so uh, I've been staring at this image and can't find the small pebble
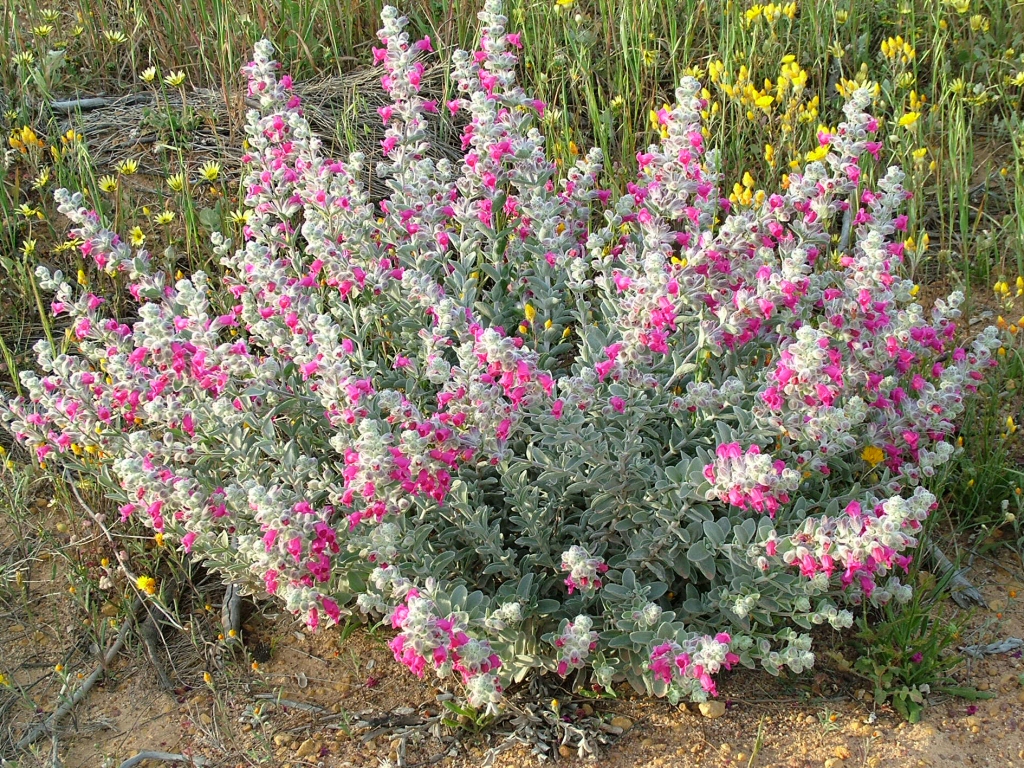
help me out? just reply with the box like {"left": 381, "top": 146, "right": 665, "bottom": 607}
{"left": 610, "top": 716, "right": 634, "bottom": 731}
{"left": 698, "top": 701, "right": 726, "bottom": 719}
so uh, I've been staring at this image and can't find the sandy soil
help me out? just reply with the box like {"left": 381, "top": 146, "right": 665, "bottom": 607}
{"left": 4, "top": 514, "right": 1024, "bottom": 768}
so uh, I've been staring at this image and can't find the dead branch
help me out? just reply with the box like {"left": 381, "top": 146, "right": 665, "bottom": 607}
{"left": 16, "top": 597, "right": 143, "bottom": 751}
{"left": 50, "top": 94, "right": 153, "bottom": 112}
{"left": 927, "top": 540, "right": 987, "bottom": 608}
{"left": 117, "top": 750, "right": 210, "bottom": 768}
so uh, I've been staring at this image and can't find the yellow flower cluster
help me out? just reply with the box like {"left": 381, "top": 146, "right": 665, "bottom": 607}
{"left": 835, "top": 64, "right": 881, "bottom": 101}
{"left": 744, "top": 2, "right": 797, "bottom": 24}
{"left": 880, "top": 35, "right": 916, "bottom": 65}
{"left": 994, "top": 277, "right": 1024, "bottom": 306}
{"left": 8, "top": 126, "right": 45, "bottom": 153}
{"left": 712, "top": 57, "right": 817, "bottom": 127}
{"left": 729, "top": 171, "right": 766, "bottom": 208}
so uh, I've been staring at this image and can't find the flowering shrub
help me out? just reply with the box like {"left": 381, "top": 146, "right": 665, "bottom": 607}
{"left": 1, "top": 0, "right": 1002, "bottom": 713}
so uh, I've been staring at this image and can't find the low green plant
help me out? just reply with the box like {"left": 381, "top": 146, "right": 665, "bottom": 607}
{"left": 846, "top": 566, "right": 979, "bottom": 723}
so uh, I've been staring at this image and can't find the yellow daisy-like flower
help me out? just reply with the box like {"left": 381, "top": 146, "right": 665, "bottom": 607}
{"left": 140, "top": 66, "right": 157, "bottom": 83}
{"left": 228, "top": 208, "right": 250, "bottom": 225}
{"left": 164, "top": 70, "right": 186, "bottom": 88}
{"left": 167, "top": 172, "right": 186, "bottom": 192}
{"left": 199, "top": 161, "right": 221, "bottom": 182}
{"left": 154, "top": 210, "right": 176, "bottom": 225}
{"left": 32, "top": 24, "right": 54, "bottom": 38}
{"left": 17, "top": 203, "right": 44, "bottom": 219}
{"left": 116, "top": 158, "right": 139, "bottom": 175}
{"left": 103, "top": 30, "right": 128, "bottom": 45}
{"left": 128, "top": 226, "right": 146, "bottom": 246}
{"left": 32, "top": 168, "right": 51, "bottom": 190}
{"left": 98, "top": 175, "right": 118, "bottom": 193}
{"left": 861, "top": 446, "right": 885, "bottom": 467}
{"left": 136, "top": 575, "right": 157, "bottom": 595}
{"left": 13, "top": 51, "right": 35, "bottom": 67}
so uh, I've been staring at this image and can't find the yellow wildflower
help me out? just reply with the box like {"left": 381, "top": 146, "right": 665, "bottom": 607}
{"left": 129, "top": 227, "right": 146, "bottom": 247}
{"left": 140, "top": 66, "right": 157, "bottom": 83}
{"left": 164, "top": 70, "right": 186, "bottom": 88}
{"left": 861, "top": 446, "right": 885, "bottom": 467}
{"left": 117, "top": 158, "right": 139, "bottom": 175}
{"left": 898, "top": 112, "right": 921, "bottom": 127}
{"left": 17, "top": 203, "right": 44, "bottom": 219}
{"left": 805, "top": 145, "right": 829, "bottom": 163}
{"left": 136, "top": 575, "right": 157, "bottom": 595}
{"left": 199, "top": 161, "right": 221, "bottom": 182}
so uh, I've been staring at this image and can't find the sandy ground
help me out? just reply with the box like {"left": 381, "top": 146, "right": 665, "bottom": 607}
{"left": 5, "top": 517, "right": 1024, "bottom": 768}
